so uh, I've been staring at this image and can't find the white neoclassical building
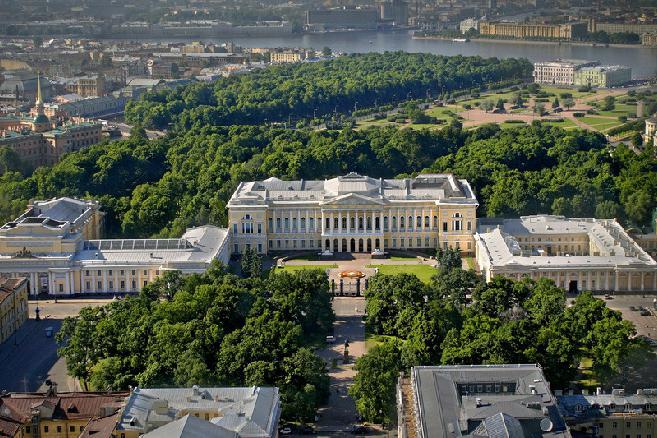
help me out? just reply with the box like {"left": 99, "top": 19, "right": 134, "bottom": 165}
{"left": 0, "top": 197, "right": 231, "bottom": 295}
{"left": 476, "top": 215, "right": 657, "bottom": 293}
{"left": 227, "top": 173, "right": 479, "bottom": 255}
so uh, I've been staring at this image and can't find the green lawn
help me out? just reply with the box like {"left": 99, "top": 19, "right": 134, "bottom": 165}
{"left": 542, "top": 118, "right": 578, "bottom": 129}
{"left": 463, "top": 257, "right": 476, "bottom": 270}
{"left": 581, "top": 116, "right": 623, "bottom": 129}
{"left": 538, "top": 85, "right": 597, "bottom": 99}
{"left": 389, "top": 255, "right": 420, "bottom": 261}
{"left": 278, "top": 264, "right": 337, "bottom": 273}
{"left": 499, "top": 121, "right": 528, "bottom": 129}
{"left": 367, "top": 264, "right": 437, "bottom": 283}
{"left": 593, "top": 103, "right": 636, "bottom": 118}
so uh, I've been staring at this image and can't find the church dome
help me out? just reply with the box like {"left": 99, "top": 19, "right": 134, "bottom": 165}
{"left": 33, "top": 113, "right": 50, "bottom": 125}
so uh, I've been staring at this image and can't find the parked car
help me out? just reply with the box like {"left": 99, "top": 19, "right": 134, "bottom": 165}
{"left": 640, "top": 310, "right": 651, "bottom": 316}
{"left": 604, "top": 294, "right": 612, "bottom": 300}
{"left": 326, "top": 335, "right": 335, "bottom": 344}
{"left": 351, "top": 425, "right": 369, "bottom": 435}
{"left": 629, "top": 306, "right": 638, "bottom": 311}
{"left": 279, "top": 427, "right": 292, "bottom": 435}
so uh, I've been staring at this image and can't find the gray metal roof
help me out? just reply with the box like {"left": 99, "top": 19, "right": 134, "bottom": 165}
{"left": 141, "top": 414, "right": 237, "bottom": 438}
{"left": 117, "top": 386, "right": 280, "bottom": 437}
{"left": 228, "top": 173, "right": 478, "bottom": 207}
{"left": 411, "top": 365, "right": 569, "bottom": 438}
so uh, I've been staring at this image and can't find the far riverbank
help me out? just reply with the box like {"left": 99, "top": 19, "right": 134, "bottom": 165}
{"left": 412, "top": 35, "right": 650, "bottom": 50}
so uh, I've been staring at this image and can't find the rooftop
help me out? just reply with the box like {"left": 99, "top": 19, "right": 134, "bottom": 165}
{"left": 411, "top": 364, "right": 568, "bottom": 438}
{"left": 118, "top": 386, "right": 280, "bottom": 437}
{"left": 0, "top": 277, "right": 27, "bottom": 304}
{"left": 75, "top": 226, "right": 229, "bottom": 268}
{"left": 477, "top": 215, "right": 657, "bottom": 269}
{"left": 229, "top": 173, "right": 478, "bottom": 207}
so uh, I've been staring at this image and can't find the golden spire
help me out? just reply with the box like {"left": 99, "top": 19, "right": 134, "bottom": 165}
{"left": 36, "top": 73, "right": 43, "bottom": 106}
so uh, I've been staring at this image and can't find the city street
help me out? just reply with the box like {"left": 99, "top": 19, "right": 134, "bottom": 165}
{"left": 0, "top": 299, "right": 111, "bottom": 393}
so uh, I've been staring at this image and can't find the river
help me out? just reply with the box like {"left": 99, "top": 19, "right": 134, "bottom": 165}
{"left": 193, "top": 30, "right": 657, "bottom": 79}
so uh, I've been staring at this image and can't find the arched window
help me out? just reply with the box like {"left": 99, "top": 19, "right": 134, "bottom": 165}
{"left": 433, "top": 216, "right": 438, "bottom": 228}
{"left": 383, "top": 216, "right": 389, "bottom": 230}
{"left": 392, "top": 216, "right": 397, "bottom": 229}
{"left": 400, "top": 216, "right": 405, "bottom": 228}
{"left": 408, "top": 216, "right": 413, "bottom": 230}
{"left": 424, "top": 216, "right": 430, "bottom": 227}
{"left": 416, "top": 216, "right": 422, "bottom": 228}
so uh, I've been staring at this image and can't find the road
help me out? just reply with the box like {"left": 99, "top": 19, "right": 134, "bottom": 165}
{"left": 313, "top": 297, "right": 369, "bottom": 436}
{"left": 0, "top": 299, "right": 111, "bottom": 393}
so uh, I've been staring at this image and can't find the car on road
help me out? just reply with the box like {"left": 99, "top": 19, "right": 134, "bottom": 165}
{"left": 279, "top": 427, "right": 292, "bottom": 435}
{"left": 604, "top": 294, "right": 612, "bottom": 300}
{"left": 630, "top": 306, "right": 638, "bottom": 311}
{"left": 351, "top": 425, "right": 369, "bottom": 435}
{"left": 641, "top": 310, "right": 652, "bottom": 316}
{"left": 326, "top": 335, "right": 335, "bottom": 344}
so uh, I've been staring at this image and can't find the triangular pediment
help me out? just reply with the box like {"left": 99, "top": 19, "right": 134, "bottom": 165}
{"left": 322, "top": 193, "right": 386, "bottom": 206}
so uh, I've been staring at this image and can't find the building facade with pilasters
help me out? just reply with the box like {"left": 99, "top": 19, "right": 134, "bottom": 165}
{"left": 476, "top": 215, "right": 657, "bottom": 293}
{"left": 227, "top": 173, "right": 478, "bottom": 255}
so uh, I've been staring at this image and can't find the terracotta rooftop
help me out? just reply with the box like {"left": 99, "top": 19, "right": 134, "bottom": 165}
{"left": 0, "top": 392, "right": 127, "bottom": 423}
{"left": 80, "top": 412, "right": 120, "bottom": 438}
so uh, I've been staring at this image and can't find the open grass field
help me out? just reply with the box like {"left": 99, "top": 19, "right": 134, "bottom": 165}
{"left": 581, "top": 116, "right": 624, "bottom": 131}
{"left": 368, "top": 264, "right": 437, "bottom": 283}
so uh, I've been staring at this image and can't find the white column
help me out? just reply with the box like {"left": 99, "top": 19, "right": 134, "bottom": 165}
{"left": 103, "top": 270, "right": 108, "bottom": 292}
{"left": 30, "top": 273, "right": 37, "bottom": 295}
{"left": 338, "top": 211, "right": 343, "bottom": 234}
{"left": 380, "top": 210, "right": 384, "bottom": 232}
{"left": 305, "top": 210, "right": 309, "bottom": 234}
{"left": 641, "top": 272, "right": 645, "bottom": 291}
{"left": 605, "top": 271, "right": 610, "bottom": 291}
{"left": 628, "top": 272, "right": 633, "bottom": 292}
{"left": 297, "top": 209, "right": 301, "bottom": 233}
{"left": 653, "top": 272, "right": 657, "bottom": 291}
{"left": 615, "top": 271, "right": 620, "bottom": 291}
{"left": 64, "top": 271, "right": 70, "bottom": 294}
{"left": 371, "top": 211, "right": 375, "bottom": 233}
{"left": 48, "top": 272, "right": 54, "bottom": 294}
{"left": 321, "top": 211, "right": 326, "bottom": 233}
{"left": 346, "top": 211, "right": 351, "bottom": 233}
{"left": 587, "top": 271, "right": 592, "bottom": 291}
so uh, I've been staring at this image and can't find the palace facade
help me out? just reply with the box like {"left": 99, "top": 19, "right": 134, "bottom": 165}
{"left": 227, "top": 173, "right": 479, "bottom": 255}
{"left": 0, "top": 197, "right": 230, "bottom": 296}
{"left": 476, "top": 215, "right": 657, "bottom": 293}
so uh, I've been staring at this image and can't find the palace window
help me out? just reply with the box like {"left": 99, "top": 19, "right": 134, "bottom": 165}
{"left": 416, "top": 216, "right": 422, "bottom": 228}
{"left": 424, "top": 216, "right": 430, "bottom": 228}
{"left": 400, "top": 217, "right": 405, "bottom": 229}
{"left": 408, "top": 216, "right": 413, "bottom": 230}
{"left": 269, "top": 218, "right": 273, "bottom": 231}
{"left": 443, "top": 222, "right": 448, "bottom": 232}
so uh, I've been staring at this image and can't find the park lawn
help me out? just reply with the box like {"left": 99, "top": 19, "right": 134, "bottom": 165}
{"left": 542, "top": 118, "right": 578, "bottom": 129}
{"left": 582, "top": 116, "right": 623, "bottom": 128}
{"left": 538, "top": 85, "right": 597, "bottom": 99}
{"left": 364, "top": 334, "right": 399, "bottom": 351}
{"left": 577, "top": 357, "right": 600, "bottom": 389}
{"left": 278, "top": 264, "right": 337, "bottom": 273}
{"left": 463, "top": 256, "right": 477, "bottom": 270}
{"left": 368, "top": 264, "right": 437, "bottom": 283}
{"left": 594, "top": 103, "right": 636, "bottom": 118}
{"left": 426, "top": 106, "right": 462, "bottom": 119}
{"left": 407, "top": 122, "right": 447, "bottom": 130}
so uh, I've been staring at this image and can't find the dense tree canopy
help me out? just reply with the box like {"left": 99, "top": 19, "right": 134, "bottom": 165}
{"left": 125, "top": 52, "right": 532, "bottom": 129}
{"left": 352, "top": 267, "right": 642, "bottom": 423}
{"left": 2, "top": 121, "right": 654, "bottom": 239}
{"left": 56, "top": 265, "right": 333, "bottom": 422}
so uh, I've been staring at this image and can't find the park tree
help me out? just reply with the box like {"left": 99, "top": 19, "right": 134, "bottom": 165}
{"left": 601, "top": 95, "right": 616, "bottom": 111}
{"left": 436, "top": 246, "right": 462, "bottom": 271}
{"left": 240, "top": 247, "right": 262, "bottom": 278}
{"left": 552, "top": 97, "right": 560, "bottom": 109}
{"left": 350, "top": 340, "right": 403, "bottom": 425}
{"left": 481, "top": 100, "right": 495, "bottom": 113}
{"left": 563, "top": 98, "right": 575, "bottom": 110}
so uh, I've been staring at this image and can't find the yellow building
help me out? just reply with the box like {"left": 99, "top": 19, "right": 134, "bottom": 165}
{"left": 0, "top": 277, "right": 28, "bottom": 345}
{"left": 227, "top": 173, "right": 478, "bottom": 255}
{"left": 476, "top": 215, "right": 657, "bottom": 293}
{"left": 270, "top": 51, "right": 307, "bottom": 63}
{"left": 0, "top": 197, "right": 230, "bottom": 296}
{"left": 560, "top": 388, "right": 657, "bottom": 438}
{"left": 0, "top": 391, "right": 125, "bottom": 438}
{"left": 479, "top": 20, "right": 587, "bottom": 40}
{"left": 0, "top": 76, "right": 103, "bottom": 169}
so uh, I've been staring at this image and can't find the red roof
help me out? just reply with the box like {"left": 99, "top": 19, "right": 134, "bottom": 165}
{"left": 0, "top": 392, "right": 127, "bottom": 423}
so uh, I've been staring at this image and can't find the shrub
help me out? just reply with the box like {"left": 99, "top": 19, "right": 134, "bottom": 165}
{"left": 573, "top": 112, "right": 585, "bottom": 118}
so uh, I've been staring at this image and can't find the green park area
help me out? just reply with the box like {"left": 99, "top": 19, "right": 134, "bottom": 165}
{"left": 367, "top": 264, "right": 437, "bottom": 283}
{"left": 278, "top": 264, "right": 337, "bottom": 273}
